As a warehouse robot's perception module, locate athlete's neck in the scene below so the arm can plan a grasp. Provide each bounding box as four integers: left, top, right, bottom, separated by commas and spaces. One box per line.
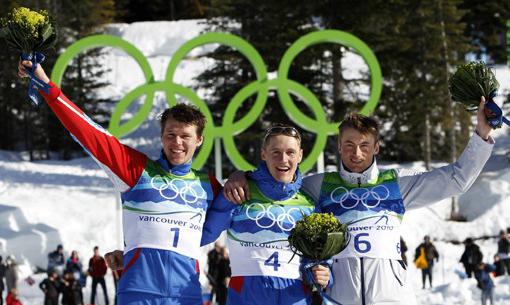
339, 158, 379, 185
157, 150, 192, 176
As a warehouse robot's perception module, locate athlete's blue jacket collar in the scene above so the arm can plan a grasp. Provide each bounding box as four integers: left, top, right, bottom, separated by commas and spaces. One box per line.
249, 161, 302, 201
157, 150, 192, 176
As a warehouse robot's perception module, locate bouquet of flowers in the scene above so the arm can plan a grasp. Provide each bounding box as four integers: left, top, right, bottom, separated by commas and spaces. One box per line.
288, 213, 349, 261
0, 7, 57, 105
449, 61, 509, 128
288, 213, 349, 304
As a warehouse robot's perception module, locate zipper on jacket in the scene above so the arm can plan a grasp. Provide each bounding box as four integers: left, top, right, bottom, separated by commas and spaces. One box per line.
357, 177, 361, 187
360, 257, 366, 305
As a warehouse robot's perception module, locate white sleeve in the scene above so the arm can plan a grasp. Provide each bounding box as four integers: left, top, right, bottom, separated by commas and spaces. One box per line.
398, 133, 494, 210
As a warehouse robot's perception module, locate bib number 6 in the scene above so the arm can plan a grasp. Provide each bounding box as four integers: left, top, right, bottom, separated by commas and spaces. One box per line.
354, 233, 371, 253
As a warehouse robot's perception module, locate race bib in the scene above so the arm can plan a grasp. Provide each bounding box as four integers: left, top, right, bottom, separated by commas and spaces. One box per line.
335, 216, 402, 260
228, 239, 301, 279
123, 207, 204, 260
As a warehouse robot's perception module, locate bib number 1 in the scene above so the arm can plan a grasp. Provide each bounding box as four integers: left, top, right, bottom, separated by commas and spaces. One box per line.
264, 251, 281, 271
170, 228, 180, 247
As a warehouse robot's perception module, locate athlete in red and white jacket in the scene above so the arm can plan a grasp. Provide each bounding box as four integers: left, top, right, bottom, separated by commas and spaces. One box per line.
19, 61, 222, 305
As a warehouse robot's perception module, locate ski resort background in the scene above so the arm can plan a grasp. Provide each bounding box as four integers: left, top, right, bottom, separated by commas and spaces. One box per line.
0, 17, 510, 305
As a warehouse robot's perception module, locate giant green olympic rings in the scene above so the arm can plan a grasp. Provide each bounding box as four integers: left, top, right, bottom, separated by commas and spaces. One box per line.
51, 30, 382, 172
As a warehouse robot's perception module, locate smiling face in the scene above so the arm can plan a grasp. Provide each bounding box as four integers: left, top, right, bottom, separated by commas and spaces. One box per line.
261, 135, 303, 183
338, 127, 379, 173
161, 119, 203, 166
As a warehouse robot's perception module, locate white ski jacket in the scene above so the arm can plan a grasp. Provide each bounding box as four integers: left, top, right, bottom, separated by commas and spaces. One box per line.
302, 133, 494, 305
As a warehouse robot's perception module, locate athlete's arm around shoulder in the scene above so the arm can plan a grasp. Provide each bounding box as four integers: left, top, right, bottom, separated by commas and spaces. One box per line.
301, 173, 326, 205
18, 61, 147, 192
398, 98, 494, 210
201, 187, 237, 246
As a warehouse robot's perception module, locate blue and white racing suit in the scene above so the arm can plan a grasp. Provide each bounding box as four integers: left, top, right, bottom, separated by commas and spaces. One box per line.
202, 162, 316, 305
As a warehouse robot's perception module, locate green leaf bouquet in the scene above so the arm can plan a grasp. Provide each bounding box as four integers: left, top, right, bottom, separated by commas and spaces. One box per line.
449, 61, 508, 128
288, 212, 349, 261
0, 7, 57, 105
0, 7, 57, 54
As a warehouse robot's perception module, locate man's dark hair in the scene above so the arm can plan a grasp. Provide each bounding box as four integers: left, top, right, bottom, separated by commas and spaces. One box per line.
94, 246, 99, 251
160, 104, 206, 137
338, 113, 379, 140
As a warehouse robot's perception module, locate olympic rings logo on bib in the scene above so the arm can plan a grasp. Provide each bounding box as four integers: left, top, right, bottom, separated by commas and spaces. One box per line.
150, 175, 207, 209
330, 185, 390, 209
51, 31, 382, 173
245, 203, 301, 232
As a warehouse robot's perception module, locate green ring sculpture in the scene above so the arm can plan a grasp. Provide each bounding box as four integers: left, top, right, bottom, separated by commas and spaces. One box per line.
51, 30, 382, 173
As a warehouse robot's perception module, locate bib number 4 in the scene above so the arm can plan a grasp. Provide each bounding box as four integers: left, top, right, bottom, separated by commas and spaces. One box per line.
264, 251, 281, 271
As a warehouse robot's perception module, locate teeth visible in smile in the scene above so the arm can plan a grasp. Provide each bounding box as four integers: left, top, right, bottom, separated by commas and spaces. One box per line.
171, 149, 184, 153
276, 166, 290, 172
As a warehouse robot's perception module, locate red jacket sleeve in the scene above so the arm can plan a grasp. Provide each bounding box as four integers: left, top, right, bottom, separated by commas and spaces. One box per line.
40, 82, 147, 191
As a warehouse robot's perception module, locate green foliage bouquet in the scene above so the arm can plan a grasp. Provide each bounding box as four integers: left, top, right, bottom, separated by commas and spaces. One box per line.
449, 61, 508, 128
288, 213, 348, 303
0, 7, 57, 54
288, 213, 349, 261
0, 7, 57, 105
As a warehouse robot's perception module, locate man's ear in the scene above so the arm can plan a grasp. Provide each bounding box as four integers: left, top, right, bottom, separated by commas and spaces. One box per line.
298, 148, 303, 163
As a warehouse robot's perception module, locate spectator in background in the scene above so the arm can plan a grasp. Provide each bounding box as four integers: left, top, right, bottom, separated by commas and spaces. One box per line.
496, 230, 510, 275
0, 256, 7, 305
460, 238, 483, 278
65, 251, 85, 288
492, 254, 505, 277
61, 270, 83, 305
214, 247, 231, 305
47, 245, 65, 276
206, 242, 223, 301
39, 271, 61, 305
415, 235, 439, 289
475, 262, 496, 305
6, 288, 21, 305
400, 237, 408, 265
5, 256, 18, 292
88, 246, 109, 305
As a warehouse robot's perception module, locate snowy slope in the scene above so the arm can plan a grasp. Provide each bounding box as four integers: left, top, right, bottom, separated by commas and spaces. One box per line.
0, 20, 510, 304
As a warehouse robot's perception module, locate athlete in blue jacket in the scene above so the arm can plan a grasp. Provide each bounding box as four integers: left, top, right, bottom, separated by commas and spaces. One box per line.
201, 125, 330, 305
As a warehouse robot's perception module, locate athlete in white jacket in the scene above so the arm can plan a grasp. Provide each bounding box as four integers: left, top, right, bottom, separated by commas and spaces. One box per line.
224, 98, 494, 305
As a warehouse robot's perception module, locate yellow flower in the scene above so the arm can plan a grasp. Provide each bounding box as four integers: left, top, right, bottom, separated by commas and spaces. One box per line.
9, 7, 48, 38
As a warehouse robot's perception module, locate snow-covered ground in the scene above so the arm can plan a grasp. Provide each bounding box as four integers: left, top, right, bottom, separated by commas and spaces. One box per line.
0, 20, 509, 304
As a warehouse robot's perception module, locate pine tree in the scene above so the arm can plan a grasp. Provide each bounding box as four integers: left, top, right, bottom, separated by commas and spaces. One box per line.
195, 0, 325, 174
355, 0, 471, 164
115, 0, 210, 22
46, 0, 116, 159
460, 0, 510, 64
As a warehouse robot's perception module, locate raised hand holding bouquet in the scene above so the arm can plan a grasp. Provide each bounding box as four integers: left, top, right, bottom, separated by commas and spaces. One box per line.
288, 213, 349, 304
449, 61, 509, 129
0, 7, 57, 105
